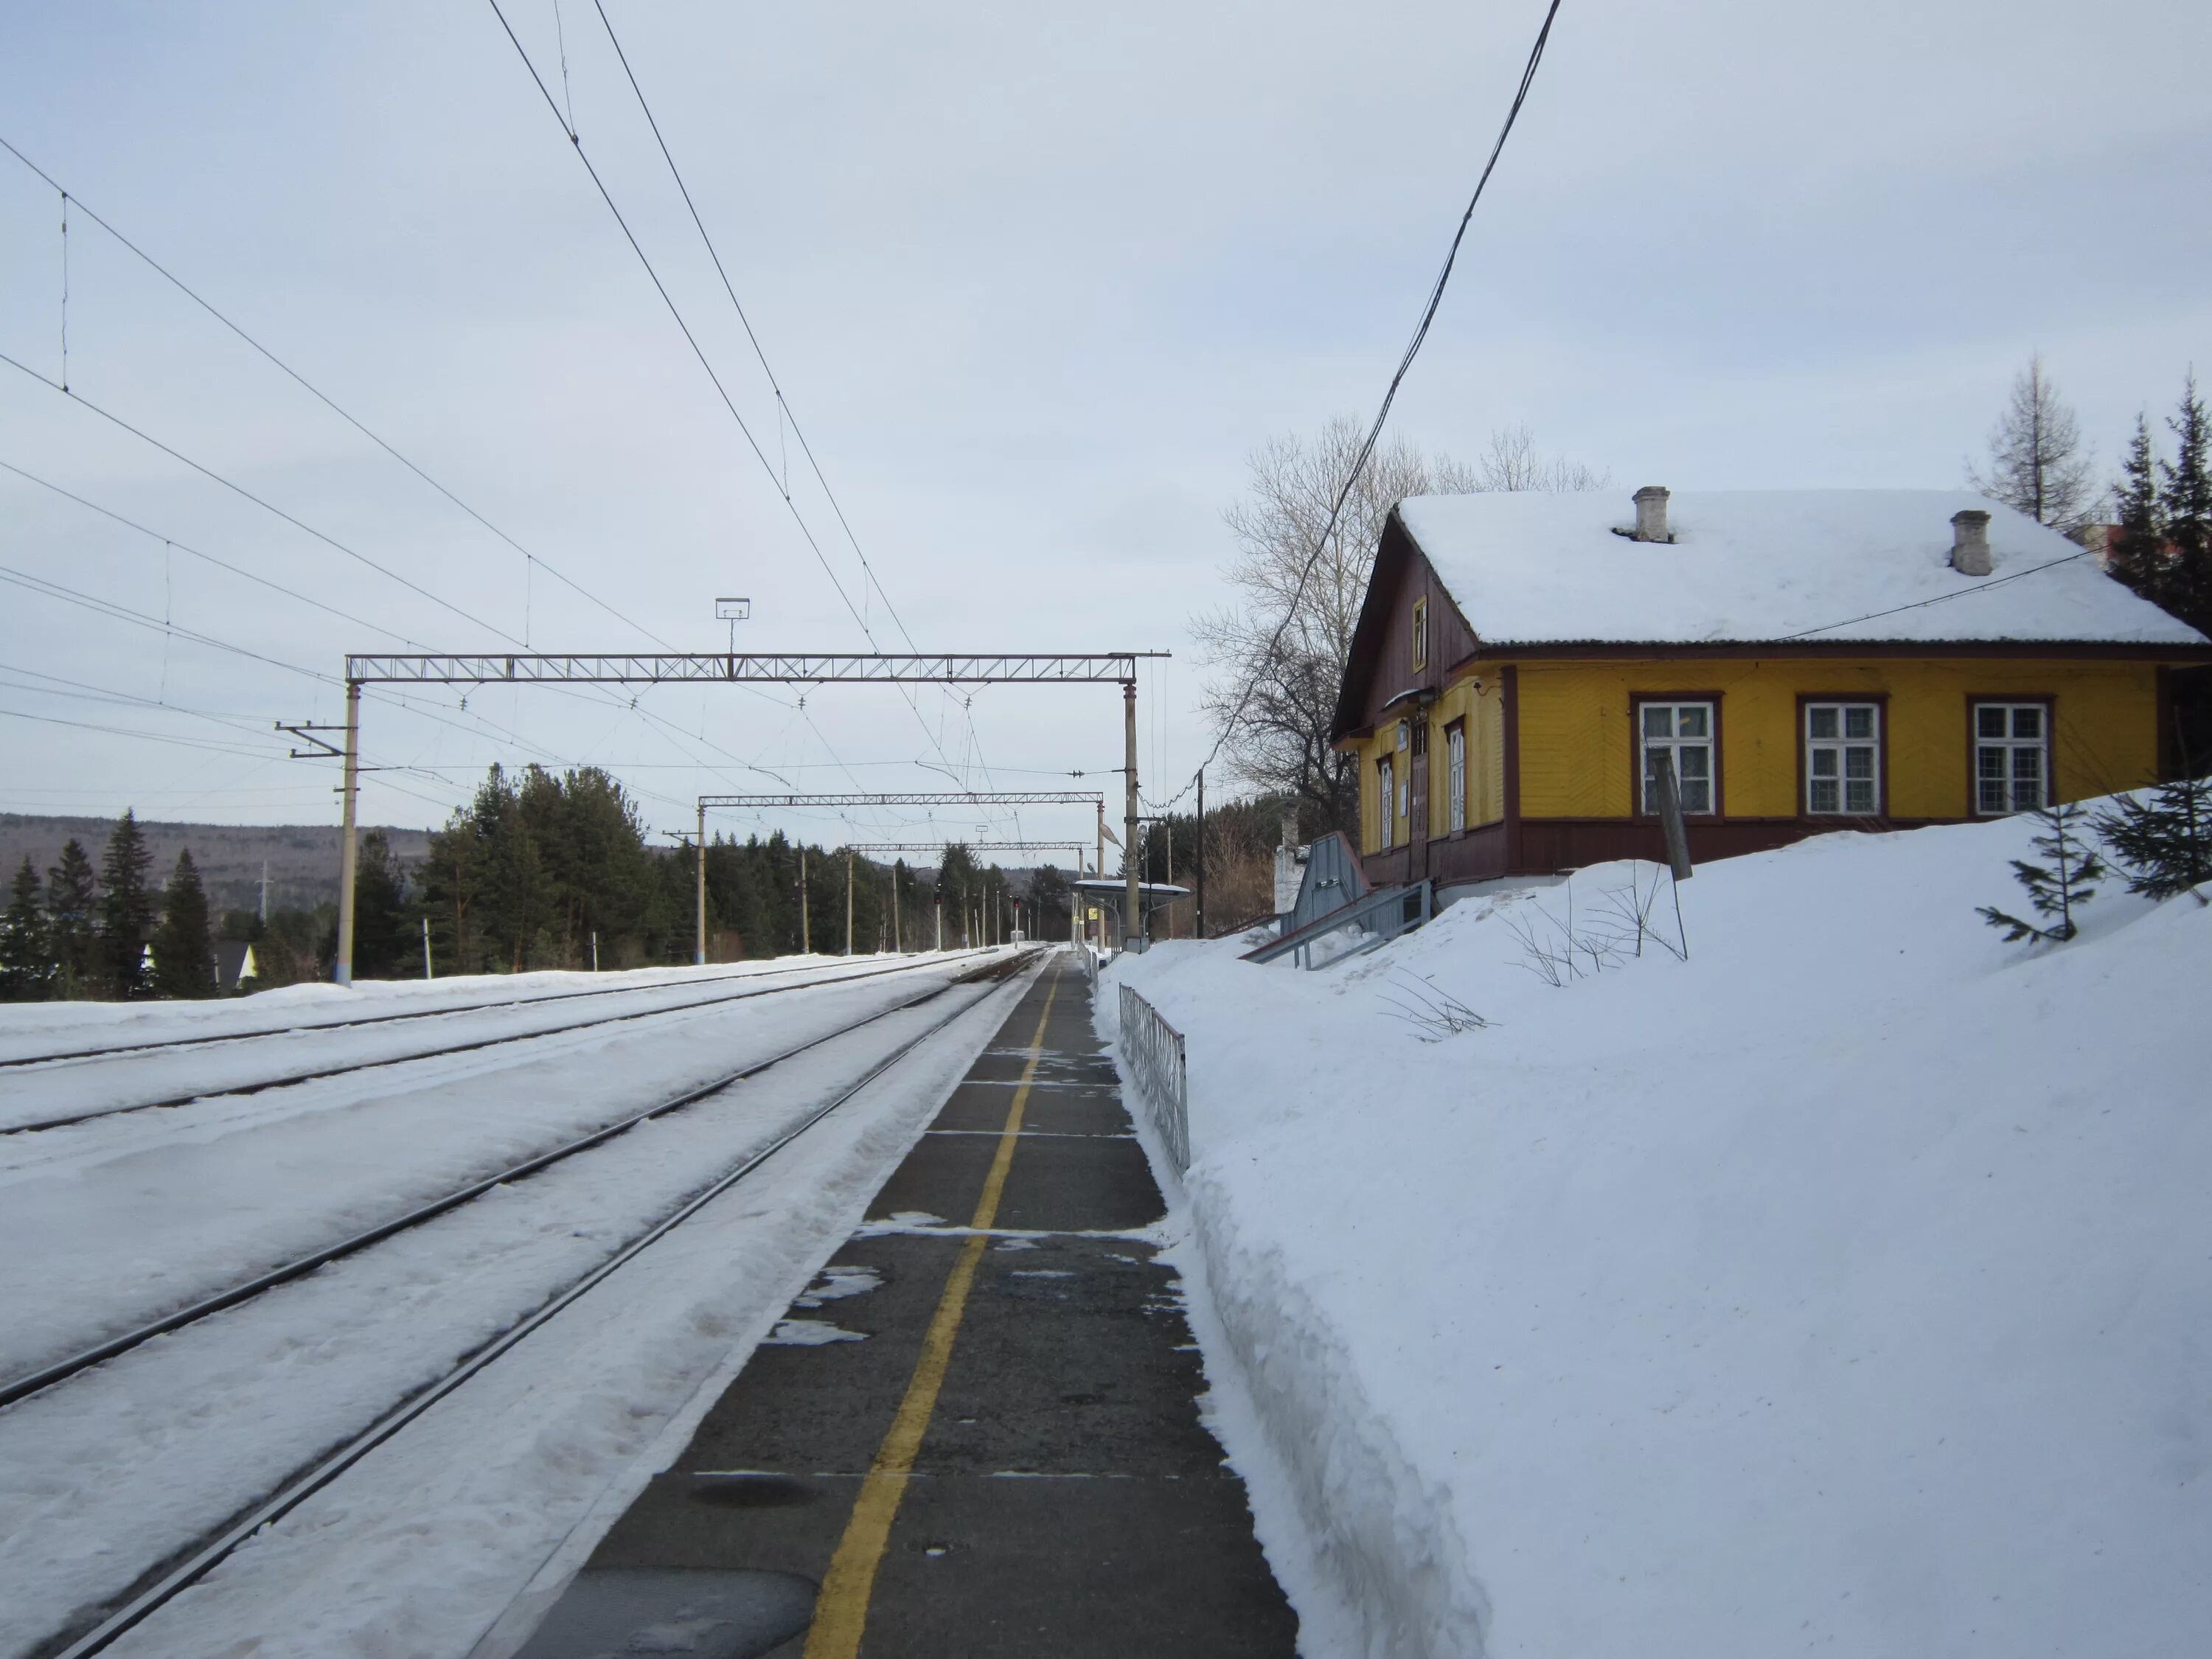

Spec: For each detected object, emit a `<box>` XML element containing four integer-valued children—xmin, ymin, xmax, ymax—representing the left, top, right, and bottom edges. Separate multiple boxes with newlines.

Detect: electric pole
<box><xmin>335</xmin><ymin>680</ymin><xmax>361</xmax><ymax>987</ymax></box>
<box><xmin>1194</xmin><ymin>768</ymin><xmax>1206</xmax><ymax>939</ymax></box>
<box><xmin>1123</xmin><ymin>677</ymin><xmax>1140</xmax><ymax>953</ymax></box>
<box><xmin>695</xmin><ymin>802</ymin><xmax>707</xmax><ymax>966</ymax></box>
<box><xmin>799</xmin><ymin>844</ymin><xmax>810</xmax><ymax>955</ymax></box>
<box><xmin>845</xmin><ymin>848</ymin><xmax>855</xmax><ymax>956</ymax></box>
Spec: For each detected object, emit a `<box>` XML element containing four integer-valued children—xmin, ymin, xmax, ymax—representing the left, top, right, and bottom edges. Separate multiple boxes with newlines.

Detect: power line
<box><xmin>585</xmin><ymin>0</ymin><xmax>919</xmax><ymax>655</ymax></box>
<box><xmin>1202</xmin><ymin>0</ymin><xmax>1563</xmax><ymax>773</ymax></box>
<box><xmin>484</xmin><ymin>0</ymin><xmax>985</xmax><ymax>789</ymax></box>
<box><xmin>0</xmin><ymin>349</ymin><xmax>529</xmax><ymax>645</ymax></box>
<box><xmin>1774</xmin><ymin>548</ymin><xmax>2099</xmax><ymax>641</ymax></box>
<box><xmin>0</xmin><ymin>133</ymin><xmax>672</xmax><ymax>650</ymax></box>
<box><xmin>0</xmin><ymin>456</ymin><xmax>432</xmax><ymax>649</ymax></box>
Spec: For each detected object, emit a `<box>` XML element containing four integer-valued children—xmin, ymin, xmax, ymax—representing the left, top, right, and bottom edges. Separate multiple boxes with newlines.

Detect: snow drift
<box><xmin>1103</xmin><ymin>810</ymin><xmax>2210</xmax><ymax>1658</ymax></box>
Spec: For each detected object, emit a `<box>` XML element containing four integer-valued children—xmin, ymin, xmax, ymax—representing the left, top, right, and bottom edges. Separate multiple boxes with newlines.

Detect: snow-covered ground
<box><xmin>0</xmin><ymin>953</ymin><xmax>976</xmax><ymax>1130</ymax></box>
<box><xmin>0</xmin><ymin>948</ymin><xmax>1036</xmax><ymax>1659</ymax></box>
<box><xmin>1103</xmin><ymin>814</ymin><xmax>2209</xmax><ymax>1659</ymax></box>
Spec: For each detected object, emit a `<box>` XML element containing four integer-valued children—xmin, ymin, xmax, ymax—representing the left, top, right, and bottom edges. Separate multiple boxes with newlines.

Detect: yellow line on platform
<box><xmin>803</xmin><ymin>964</ymin><xmax>1061</xmax><ymax>1659</ymax></box>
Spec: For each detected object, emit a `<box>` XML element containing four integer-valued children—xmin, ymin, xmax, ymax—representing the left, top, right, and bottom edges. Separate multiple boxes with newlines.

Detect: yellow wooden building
<box><xmin>1330</xmin><ymin>488</ymin><xmax>2211</xmax><ymax>887</ymax></box>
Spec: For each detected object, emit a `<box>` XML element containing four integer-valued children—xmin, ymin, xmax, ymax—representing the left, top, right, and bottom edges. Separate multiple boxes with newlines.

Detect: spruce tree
<box><xmin>2093</xmin><ymin>777</ymin><xmax>2212</xmax><ymax>902</ymax></box>
<box><xmin>151</xmin><ymin>849</ymin><xmax>217</xmax><ymax>998</ymax></box>
<box><xmin>47</xmin><ymin>838</ymin><xmax>100</xmax><ymax>998</ymax></box>
<box><xmin>98</xmin><ymin>810</ymin><xmax>157</xmax><ymax>998</ymax></box>
<box><xmin>1978</xmin><ymin>802</ymin><xmax>2107</xmax><ymax>944</ymax></box>
<box><xmin>1</xmin><ymin>857</ymin><xmax>51</xmax><ymax>1001</ymax></box>
<box><xmin>352</xmin><ymin>830</ymin><xmax>413</xmax><ymax>979</ymax></box>
<box><xmin>2152</xmin><ymin>371</ymin><xmax>2212</xmax><ymax>636</ymax></box>
<box><xmin>2106</xmin><ymin>414</ymin><xmax>2166</xmax><ymax>591</ymax></box>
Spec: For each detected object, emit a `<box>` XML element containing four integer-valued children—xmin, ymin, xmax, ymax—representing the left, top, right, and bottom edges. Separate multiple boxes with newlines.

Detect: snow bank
<box><xmin>1104</xmin><ymin>815</ymin><xmax>2211</xmax><ymax>1658</ymax></box>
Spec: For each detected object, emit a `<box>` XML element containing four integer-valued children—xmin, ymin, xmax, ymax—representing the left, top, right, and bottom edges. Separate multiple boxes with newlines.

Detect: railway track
<box><xmin>0</xmin><ymin>955</ymin><xmax>878</xmax><ymax>1070</ymax></box>
<box><xmin>2</xmin><ymin>949</ymin><xmax>993</xmax><ymax>1136</ymax></box>
<box><xmin>16</xmin><ymin>947</ymin><xmax>1040</xmax><ymax>1659</ymax></box>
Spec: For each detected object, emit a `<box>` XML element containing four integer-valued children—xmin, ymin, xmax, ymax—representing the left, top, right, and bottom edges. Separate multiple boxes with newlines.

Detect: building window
<box><xmin>1446</xmin><ymin>720</ymin><xmax>1467</xmax><ymax>832</ymax></box>
<box><xmin>1396</xmin><ymin>720</ymin><xmax>1409</xmax><ymax>753</ymax></box>
<box><xmin>1639</xmin><ymin>701</ymin><xmax>1715</xmax><ymax>815</ymax></box>
<box><xmin>1412</xmin><ymin>599</ymin><xmax>1429</xmax><ymax>671</ymax></box>
<box><xmin>1805</xmin><ymin>702</ymin><xmax>1880</xmax><ymax>815</ymax></box>
<box><xmin>1377</xmin><ymin>756</ymin><xmax>1395</xmax><ymax>849</ymax></box>
<box><xmin>1974</xmin><ymin>702</ymin><xmax>2049</xmax><ymax>814</ymax></box>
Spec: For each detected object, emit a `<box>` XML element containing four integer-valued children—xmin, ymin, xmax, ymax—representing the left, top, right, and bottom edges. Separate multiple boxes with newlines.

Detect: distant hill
<box><xmin>0</xmin><ymin>815</ymin><xmax>431</xmax><ymax>914</ymax></box>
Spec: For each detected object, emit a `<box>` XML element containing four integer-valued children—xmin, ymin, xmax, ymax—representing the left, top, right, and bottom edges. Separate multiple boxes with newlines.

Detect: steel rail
<box><xmin>0</xmin><ymin>952</ymin><xmax>1013</xmax><ymax>1412</ymax></box>
<box><xmin>35</xmin><ymin>948</ymin><xmax>1039</xmax><ymax>1659</ymax></box>
<box><xmin>4</xmin><ymin>950</ymin><xmax>990</xmax><ymax>1135</ymax></box>
<box><xmin>0</xmin><ymin>955</ymin><xmax>922</xmax><ymax>1071</ymax></box>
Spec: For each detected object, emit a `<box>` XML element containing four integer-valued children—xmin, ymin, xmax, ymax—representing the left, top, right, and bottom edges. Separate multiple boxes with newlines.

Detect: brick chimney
<box><xmin>1632</xmin><ymin>486</ymin><xmax>1670</xmax><ymax>542</ymax></box>
<box><xmin>1950</xmin><ymin>509</ymin><xmax>1993</xmax><ymax>576</ymax></box>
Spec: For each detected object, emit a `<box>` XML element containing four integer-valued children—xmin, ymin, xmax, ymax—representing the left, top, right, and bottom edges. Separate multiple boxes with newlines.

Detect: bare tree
<box><xmin>1966</xmin><ymin>352</ymin><xmax>2098</xmax><ymax>535</ymax></box>
<box><xmin>1193</xmin><ymin>416</ymin><xmax>1604</xmax><ymax>832</ymax></box>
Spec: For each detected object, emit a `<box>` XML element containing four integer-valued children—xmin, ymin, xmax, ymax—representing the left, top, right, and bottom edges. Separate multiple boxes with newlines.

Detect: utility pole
<box><xmin>893</xmin><ymin>864</ymin><xmax>902</xmax><ymax>953</ymax></box>
<box><xmin>591</xmin><ymin>930</ymin><xmax>599</xmax><ymax>972</ymax></box>
<box><xmin>695</xmin><ymin>802</ymin><xmax>706</xmax><ymax>967</ymax></box>
<box><xmin>1123</xmin><ymin>677</ymin><xmax>1140</xmax><ymax>954</ymax></box>
<box><xmin>259</xmin><ymin>860</ymin><xmax>268</xmax><ymax>925</ymax></box>
<box><xmin>933</xmin><ymin>897</ymin><xmax>942</xmax><ymax>952</ymax></box>
<box><xmin>799</xmin><ymin>845</ymin><xmax>810</xmax><ymax>955</ymax></box>
<box><xmin>845</xmin><ymin>849</ymin><xmax>855</xmax><ymax>956</ymax></box>
<box><xmin>422</xmin><ymin>916</ymin><xmax>434</xmax><ymax>980</ymax></box>
<box><xmin>1164</xmin><ymin>821</ymin><xmax>1175</xmax><ymax>939</ymax></box>
<box><xmin>1194</xmin><ymin>768</ymin><xmax>1206</xmax><ymax>939</ymax></box>
<box><xmin>335</xmin><ymin>679</ymin><xmax>361</xmax><ymax>987</ymax></box>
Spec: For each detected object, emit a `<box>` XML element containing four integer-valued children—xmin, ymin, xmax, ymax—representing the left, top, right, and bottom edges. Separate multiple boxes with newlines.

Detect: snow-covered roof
<box><xmin>1396</xmin><ymin>489</ymin><xmax>2208</xmax><ymax>648</ymax></box>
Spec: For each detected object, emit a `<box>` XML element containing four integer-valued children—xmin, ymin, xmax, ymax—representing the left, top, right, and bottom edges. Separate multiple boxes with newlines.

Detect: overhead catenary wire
<box><xmin>0</xmin><ymin>134</ymin><xmax>671</xmax><ymax>651</ymax></box>
<box><xmin>486</xmin><ymin>0</ymin><xmax>992</xmax><ymax>790</ymax></box>
<box><xmin>1200</xmin><ymin>0</ymin><xmax>1564</xmax><ymax>774</ymax></box>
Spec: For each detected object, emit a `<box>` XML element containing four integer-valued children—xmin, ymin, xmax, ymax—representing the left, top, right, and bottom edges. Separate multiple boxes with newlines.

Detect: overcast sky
<box><xmin>2</xmin><ymin>0</ymin><xmax>2207</xmax><ymax>857</ymax></box>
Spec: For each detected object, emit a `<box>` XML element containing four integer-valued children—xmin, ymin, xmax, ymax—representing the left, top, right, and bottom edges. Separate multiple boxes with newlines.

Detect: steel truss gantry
<box><xmin>344</xmin><ymin>653</ymin><xmax>1160</xmax><ymax>686</ymax></box>
<box><xmin>329</xmin><ymin>651</ymin><xmax>1161</xmax><ymax>983</ymax></box>
<box><xmin>695</xmin><ymin>790</ymin><xmax>1103</xmax><ymax>810</ymax></box>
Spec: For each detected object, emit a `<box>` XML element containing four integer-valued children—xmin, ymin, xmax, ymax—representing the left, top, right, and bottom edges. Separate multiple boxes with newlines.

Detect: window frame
<box><xmin>1411</xmin><ymin>597</ymin><xmax>1430</xmax><ymax>672</ymax></box>
<box><xmin>1798</xmin><ymin>695</ymin><xmax>1887</xmax><ymax>818</ymax></box>
<box><xmin>1969</xmin><ymin>696</ymin><xmax>2055</xmax><ymax>816</ymax></box>
<box><xmin>1377</xmin><ymin>754</ymin><xmax>1396</xmax><ymax>850</ymax></box>
<box><xmin>1445</xmin><ymin>717</ymin><xmax>1467</xmax><ymax>833</ymax></box>
<box><xmin>1630</xmin><ymin>694</ymin><xmax>1722</xmax><ymax>818</ymax></box>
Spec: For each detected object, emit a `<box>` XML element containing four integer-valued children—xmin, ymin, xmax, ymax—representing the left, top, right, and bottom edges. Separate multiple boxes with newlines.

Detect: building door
<box><xmin>1408</xmin><ymin>718</ymin><xmax>1429</xmax><ymax>876</ymax></box>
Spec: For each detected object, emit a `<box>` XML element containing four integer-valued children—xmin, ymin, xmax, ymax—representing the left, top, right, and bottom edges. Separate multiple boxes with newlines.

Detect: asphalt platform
<box><xmin>509</xmin><ymin>949</ymin><xmax>1298</xmax><ymax>1659</ymax></box>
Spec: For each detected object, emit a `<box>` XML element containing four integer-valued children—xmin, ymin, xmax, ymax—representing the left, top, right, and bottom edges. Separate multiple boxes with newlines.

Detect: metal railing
<box><xmin>1117</xmin><ymin>983</ymin><xmax>1189</xmax><ymax>1175</ymax></box>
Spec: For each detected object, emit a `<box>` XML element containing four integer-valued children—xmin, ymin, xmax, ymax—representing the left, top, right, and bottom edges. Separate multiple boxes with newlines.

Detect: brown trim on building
<box><xmin>1628</xmin><ymin>691</ymin><xmax>1726</xmax><ymax>818</ymax></box>
<box><xmin>1472</xmin><ymin>639</ymin><xmax>2211</xmax><ymax>664</ymax></box>
<box><xmin>1965</xmin><ymin>692</ymin><xmax>2056</xmax><ymax>816</ymax></box>
<box><xmin>1794</xmin><ymin>691</ymin><xmax>1891</xmax><ymax>821</ymax></box>
<box><xmin>1501</xmin><ymin>664</ymin><xmax>1522</xmax><ymax>875</ymax></box>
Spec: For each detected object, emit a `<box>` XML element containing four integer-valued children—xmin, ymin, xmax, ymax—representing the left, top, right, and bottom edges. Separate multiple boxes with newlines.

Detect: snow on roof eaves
<box><xmin>1397</xmin><ymin>490</ymin><xmax>2209</xmax><ymax>649</ymax></box>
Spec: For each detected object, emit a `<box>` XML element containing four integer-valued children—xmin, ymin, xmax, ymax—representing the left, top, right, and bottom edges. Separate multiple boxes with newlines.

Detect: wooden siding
<box><xmin>1511</xmin><ymin>655</ymin><xmax>2163</xmax><ymax>821</ymax></box>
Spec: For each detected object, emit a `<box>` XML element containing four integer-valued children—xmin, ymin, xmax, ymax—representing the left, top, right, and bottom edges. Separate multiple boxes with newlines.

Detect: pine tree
<box><xmin>2093</xmin><ymin>777</ymin><xmax>2212</xmax><ymax>902</ymax></box>
<box><xmin>47</xmin><ymin>838</ymin><xmax>100</xmax><ymax>998</ymax></box>
<box><xmin>1978</xmin><ymin>803</ymin><xmax>2107</xmax><ymax>944</ymax></box>
<box><xmin>151</xmin><ymin>849</ymin><xmax>216</xmax><ymax>998</ymax></box>
<box><xmin>1967</xmin><ymin>352</ymin><xmax>2097</xmax><ymax>534</ymax></box>
<box><xmin>98</xmin><ymin>810</ymin><xmax>157</xmax><ymax>998</ymax></box>
<box><xmin>1</xmin><ymin>858</ymin><xmax>51</xmax><ymax>1001</ymax></box>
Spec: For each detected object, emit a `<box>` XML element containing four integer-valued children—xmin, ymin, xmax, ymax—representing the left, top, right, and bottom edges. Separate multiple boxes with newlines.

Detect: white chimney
<box><xmin>1632</xmin><ymin>486</ymin><xmax>1670</xmax><ymax>542</ymax></box>
<box><xmin>1950</xmin><ymin>509</ymin><xmax>1993</xmax><ymax>577</ymax></box>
